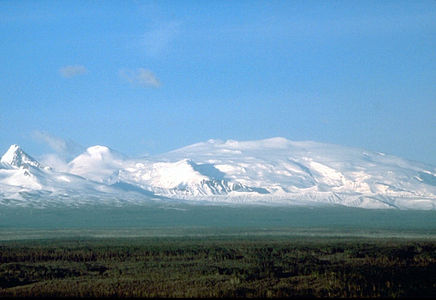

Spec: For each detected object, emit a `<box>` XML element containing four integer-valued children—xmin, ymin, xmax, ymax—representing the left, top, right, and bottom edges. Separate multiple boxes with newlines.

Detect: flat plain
<box><xmin>1</xmin><ymin>205</ymin><xmax>435</xmax><ymax>297</ymax></box>
<box><xmin>1</xmin><ymin>235</ymin><xmax>435</xmax><ymax>297</ymax></box>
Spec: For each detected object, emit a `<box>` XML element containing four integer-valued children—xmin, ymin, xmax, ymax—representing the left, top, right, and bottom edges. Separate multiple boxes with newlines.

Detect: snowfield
<box><xmin>1</xmin><ymin>137</ymin><xmax>436</xmax><ymax>209</ymax></box>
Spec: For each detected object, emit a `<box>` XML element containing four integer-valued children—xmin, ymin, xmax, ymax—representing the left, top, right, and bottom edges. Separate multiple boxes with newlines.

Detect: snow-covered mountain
<box><xmin>1</xmin><ymin>144</ymin><xmax>42</xmax><ymax>169</ymax></box>
<box><xmin>0</xmin><ymin>145</ymin><xmax>162</xmax><ymax>207</ymax></box>
<box><xmin>1</xmin><ymin>138</ymin><xmax>436</xmax><ymax>209</ymax></box>
<box><xmin>68</xmin><ymin>145</ymin><xmax>126</xmax><ymax>182</ymax></box>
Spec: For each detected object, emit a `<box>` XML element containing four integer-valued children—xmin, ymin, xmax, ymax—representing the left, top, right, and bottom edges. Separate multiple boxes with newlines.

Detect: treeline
<box><xmin>0</xmin><ymin>237</ymin><xmax>435</xmax><ymax>297</ymax></box>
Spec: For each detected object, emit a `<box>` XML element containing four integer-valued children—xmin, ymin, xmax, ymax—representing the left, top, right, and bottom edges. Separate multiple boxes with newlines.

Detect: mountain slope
<box><xmin>113</xmin><ymin>137</ymin><xmax>436</xmax><ymax>209</ymax></box>
<box><xmin>1</xmin><ymin>144</ymin><xmax>42</xmax><ymax>169</ymax></box>
<box><xmin>0</xmin><ymin>146</ymin><xmax>160</xmax><ymax>207</ymax></box>
<box><xmin>1</xmin><ymin>138</ymin><xmax>436</xmax><ymax>209</ymax></box>
<box><xmin>114</xmin><ymin>158</ymin><xmax>268</xmax><ymax>197</ymax></box>
<box><xmin>68</xmin><ymin>145</ymin><xmax>126</xmax><ymax>183</ymax></box>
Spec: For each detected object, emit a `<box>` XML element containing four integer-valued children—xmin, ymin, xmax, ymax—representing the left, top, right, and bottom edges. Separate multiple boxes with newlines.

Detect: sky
<box><xmin>1</xmin><ymin>0</ymin><xmax>436</xmax><ymax>165</ymax></box>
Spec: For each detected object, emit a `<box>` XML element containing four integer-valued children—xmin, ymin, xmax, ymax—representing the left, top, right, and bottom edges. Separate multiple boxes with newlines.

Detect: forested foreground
<box><xmin>0</xmin><ymin>237</ymin><xmax>435</xmax><ymax>298</ymax></box>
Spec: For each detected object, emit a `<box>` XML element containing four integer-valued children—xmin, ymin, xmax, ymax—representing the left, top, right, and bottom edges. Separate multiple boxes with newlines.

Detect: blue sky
<box><xmin>1</xmin><ymin>0</ymin><xmax>435</xmax><ymax>164</ymax></box>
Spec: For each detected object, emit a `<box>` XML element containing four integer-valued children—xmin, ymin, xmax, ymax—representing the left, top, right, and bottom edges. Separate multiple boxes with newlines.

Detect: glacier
<box><xmin>1</xmin><ymin>137</ymin><xmax>436</xmax><ymax>210</ymax></box>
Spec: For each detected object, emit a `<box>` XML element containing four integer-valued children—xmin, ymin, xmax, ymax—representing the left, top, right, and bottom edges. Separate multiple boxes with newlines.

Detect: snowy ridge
<box><xmin>114</xmin><ymin>159</ymin><xmax>268</xmax><ymax>197</ymax></box>
<box><xmin>68</xmin><ymin>145</ymin><xmax>126</xmax><ymax>182</ymax></box>
<box><xmin>1</xmin><ymin>137</ymin><xmax>436</xmax><ymax>209</ymax></box>
<box><xmin>1</xmin><ymin>145</ymin><xmax>42</xmax><ymax>169</ymax></box>
<box><xmin>0</xmin><ymin>145</ymin><xmax>162</xmax><ymax>207</ymax></box>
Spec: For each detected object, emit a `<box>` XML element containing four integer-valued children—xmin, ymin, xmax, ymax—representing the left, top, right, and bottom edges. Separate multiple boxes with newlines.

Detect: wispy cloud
<box><xmin>119</xmin><ymin>68</ymin><xmax>161</xmax><ymax>88</ymax></box>
<box><xmin>59</xmin><ymin>65</ymin><xmax>87</xmax><ymax>78</ymax></box>
<box><xmin>142</xmin><ymin>21</ymin><xmax>180</xmax><ymax>57</ymax></box>
<box><xmin>32</xmin><ymin>131</ymin><xmax>84</xmax><ymax>170</ymax></box>
<box><xmin>39</xmin><ymin>154</ymin><xmax>70</xmax><ymax>172</ymax></box>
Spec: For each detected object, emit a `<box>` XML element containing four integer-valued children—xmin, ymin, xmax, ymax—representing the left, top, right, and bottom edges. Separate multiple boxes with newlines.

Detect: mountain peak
<box><xmin>1</xmin><ymin>138</ymin><xmax>436</xmax><ymax>210</ymax></box>
<box><xmin>1</xmin><ymin>144</ymin><xmax>41</xmax><ymax>168</ymax></box>
<box><xmin>67</xmin><ymin>145</ymin><xmax>126</xmax><ymax>182</ymax></box>
<box><xmin>87</xmin><ymin>145</ymin><xmax>110</xmax><ymax>152</ymax></box>
<box><xmin>86</xmin><ymin>145</ymin><xmax>112</xmax><ymax>156</ymax></box>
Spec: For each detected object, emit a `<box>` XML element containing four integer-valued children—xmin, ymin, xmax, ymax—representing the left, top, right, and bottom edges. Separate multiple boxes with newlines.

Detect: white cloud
<box><xmin>59</xmin><ymin>65</ymin><xmax>87</xmax><ymax>78</ymax></box>
<box><xmin>32</xmin><ymin>131</ymin><xmax>84</xmax><ymax>170</ymax></box>
<box><xmin>119</xmin><ymin>68</ymin><xmax>161</xmax><ymax>88</ymax></box>
<box><xmin>142</xmin><ymin>21</ymin><xmax>180</xmax><ymax>57</ymax></box>
<box><xmin>33</xmin><ymin>131</ymin><xmax>68</xmax><ymax>153</ymax></box>
<box><xmin>39</xmin><ymin>153</ymin><xmax>70</xmax><ymax>172</ymax></box>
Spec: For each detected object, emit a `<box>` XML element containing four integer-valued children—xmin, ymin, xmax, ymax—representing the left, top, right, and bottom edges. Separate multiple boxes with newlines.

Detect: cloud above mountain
<box><xmin>31</xmin><ymin>131</ymin><xmax>84</xmax><ymax>171</ymax></box>
<box><xmin>119</xmin><ymin>68</ymin><xmax>161</xmax><ymax>88</ymax></box>
<box><xmin>59</xmin><ymin>65</ymin><xmax>87</xmax><ymax>78</ymax></box>
<box><xmin>142</xmin><ymin>21</ymin><xmax>181</xmax><ymax>57</ymax></box>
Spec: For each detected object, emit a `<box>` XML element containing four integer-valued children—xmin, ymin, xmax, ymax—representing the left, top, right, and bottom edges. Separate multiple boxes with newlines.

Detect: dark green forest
<box><xmin>1</xmin><ymin>236</ymin><xmax>435</xmax><ymax>298</ymax></box>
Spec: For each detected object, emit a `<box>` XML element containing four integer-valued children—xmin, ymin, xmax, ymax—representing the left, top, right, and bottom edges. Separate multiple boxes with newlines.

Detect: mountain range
<box><xmin>1</xmin><ymin>137</ymin><xmax>436</xmax><ymax>209</ymax></box>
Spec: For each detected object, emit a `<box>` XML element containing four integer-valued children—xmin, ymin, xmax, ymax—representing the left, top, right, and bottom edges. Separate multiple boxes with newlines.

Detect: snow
<box><xmin>1</xmin><ymin>137</ymin><xmax>436</xmax><ymax>209</ymax></box>
<box><xmin>1</xmin><ymin>144</ymin><xmax>41</xmax><ymax>168</ymax></box>
<box><xmin>118</xmin><ymin>159</ymin><xmax>209</xmax><ymax>190</ymax></box>
<box><xmin>68</xmin><ymin>145</ymin><xmax>126</xmax><ymax>182</ymax></box>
